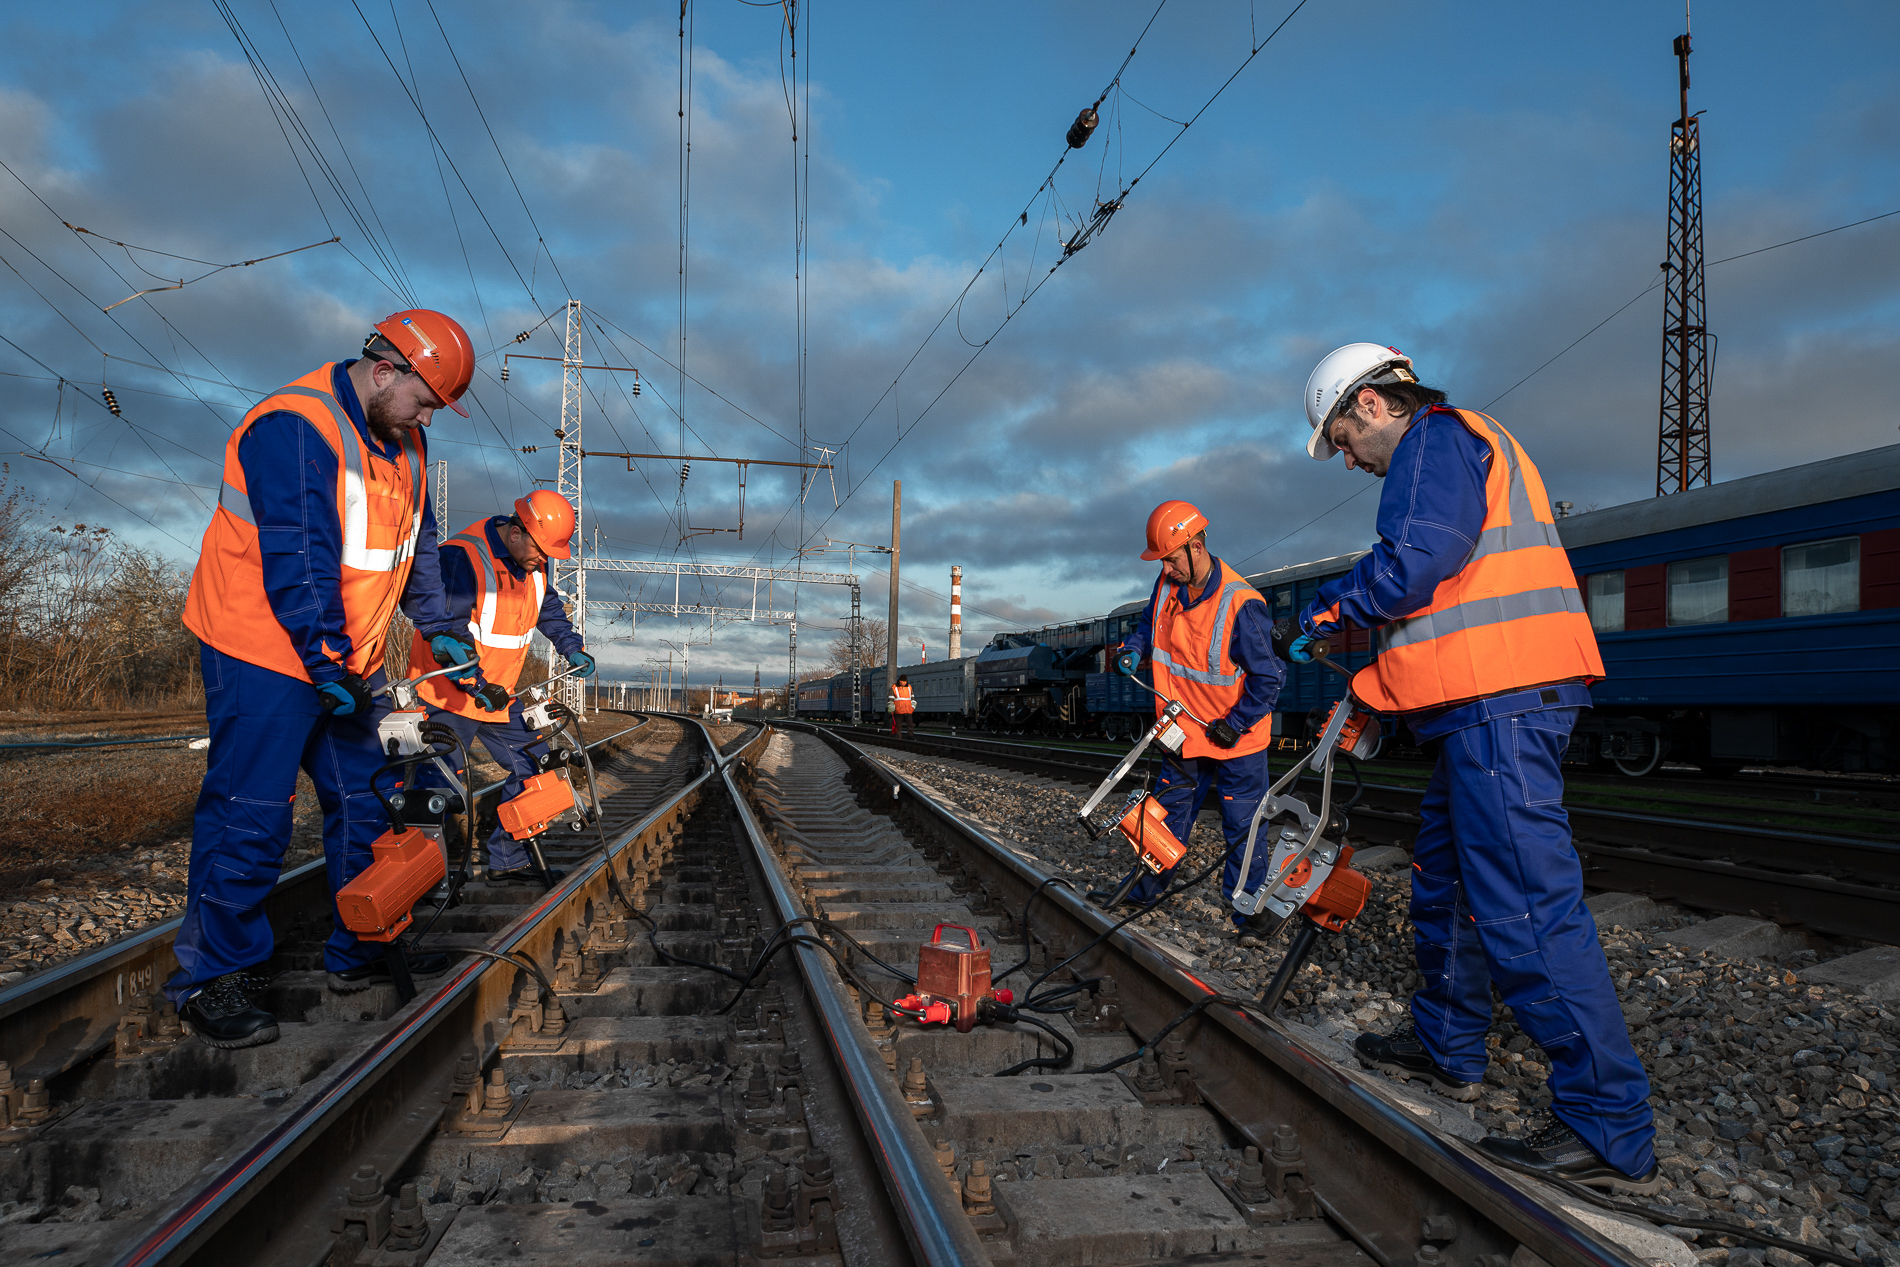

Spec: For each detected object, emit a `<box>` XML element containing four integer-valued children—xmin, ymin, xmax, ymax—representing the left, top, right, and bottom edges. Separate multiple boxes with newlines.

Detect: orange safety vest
<box><xmin>890</xmin><ymin>683</ymin><xmax>915</xmax><ymax>714</ymax></box>
<box><xmin>184</xmin><ymin>364</ymin><xmax>425</xmax><ymax>682</ymax></box>
<box><xmin>410</xmin><ymin>520</ymin><xmax>545</xmax><ymax>719</ymax></box>
<box><xmin>1349</xmin><ymin>407</ymin><xmax>1604</xmax><ymax>715</ymax></box>
<box><xmin>1149</xmin><ymin>557</ymin><xmax>1273</xmax><ymax>760</ymax></box>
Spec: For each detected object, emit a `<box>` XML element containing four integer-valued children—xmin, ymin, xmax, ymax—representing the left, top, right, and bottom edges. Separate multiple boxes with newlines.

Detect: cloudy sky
<box><xmin>2</xmin><ymin>0</ymin><xmax>1895</xmax><ymax>687</ymax></box>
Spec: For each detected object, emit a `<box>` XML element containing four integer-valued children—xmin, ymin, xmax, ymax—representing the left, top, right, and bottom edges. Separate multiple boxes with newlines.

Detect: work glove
<box><xmin>1205</xmin><ymin>717</ymin><xmax>1243</xmax><ymax>749</ymax></box>
<box><xmin>315</xmin><ymin>674</ymin><xmax>373</xmax><ymax>718</ymax></box>
<box><xmin>1270</xmin><ymin>619</ymin><xmax>1315</xmax><ymax>664</ymax></box>
<box><xmin>566</xmin><ymin>649</ymin><xmax>596</xmax><ymax>679</ymax></box>
<box><xmin>1113</xmin><ymin>648</ymin><xmax>1140</xmax><ymax>677</ymax></box>
<box><xmin>430</xmin><ymin>634</ymin><xmax>478</xmax><ymax>672</ymax></box>
<box><xmin>471</xmin><ymin>682</ymin><xmax>512</xmax><ymax>713</ymax></box>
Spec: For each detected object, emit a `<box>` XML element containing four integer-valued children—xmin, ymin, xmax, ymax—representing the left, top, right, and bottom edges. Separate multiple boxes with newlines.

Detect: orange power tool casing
<box><xmin>497</xmin><ymin>770</ymin><xmax>575</xmax><ymax>840</ymax></box>
<box><xmin>1117</xmin><ymin>795</ymin><xmax>1189</xmax><ymax>875</ymax></box>
<box><xmin>336</xmin><ymin>827</ymin><xmax>447</xmax><ymax>942</ymax></box>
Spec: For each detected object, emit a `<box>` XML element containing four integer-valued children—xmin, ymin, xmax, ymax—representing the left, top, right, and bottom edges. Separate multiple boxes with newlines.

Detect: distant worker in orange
<box><xmin>1108</xmin><ymin>502</ymin><xmax>1284</xmax><ymax>922</ymax></box>
<box><xmin>889</xmin><ymin>673</ymin><xmax>916</xmax><ymax>738</ymax></box>
<box><xmin>169</xmin><ymin>309</ymin><xmax>488</xmax><ymax>1048</ymax></box>
<box><xmin>411</xmin><ymin>490</ymin><xmax>595</xmax><ymax>882</ymax></box>
<box><xmin>1287</xmin><ymin>343</ymin><xmax>1655</xmax><ymax>1193</ymax></box>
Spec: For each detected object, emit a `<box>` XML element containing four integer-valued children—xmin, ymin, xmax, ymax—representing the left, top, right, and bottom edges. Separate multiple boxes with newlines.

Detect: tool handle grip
<box><xmin>931</xmin><ymin>923</ymin><xmax>982</xmax><ymax>950</ymax></box>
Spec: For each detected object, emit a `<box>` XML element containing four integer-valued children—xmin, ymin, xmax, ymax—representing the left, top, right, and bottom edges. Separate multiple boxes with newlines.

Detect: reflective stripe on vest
<box><xmin>1351</xmin><ymin>407</ymin><xmax>1603</xmax><ymax>715</ymax></box>
<box><xmin>411</xmin><ymin>520</ymin><xmax>546</xmax><ymax>718</ymax></box>
<box><xmin>1148</xmin><ymin>557</ymin><xmax>1273</xmax><ymax>760</ymax></box>
<box><xmin>183</xmin><ymin>364</ymin><xmax>425</xmax><ymax>682</ymax></box>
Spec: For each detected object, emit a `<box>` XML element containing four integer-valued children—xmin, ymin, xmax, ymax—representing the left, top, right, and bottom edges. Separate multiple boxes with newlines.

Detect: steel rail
<box><xmin>111</xmin><ymin>715</ymin><xmax>752</xmax><ymax>1266</ymax></box>
<box><xmin>786</xmin><ymin>720</ymin><xmax>1653</xmax><ymax>1267</ymax></box>
<box><xmin>703</xmin><ymin>717</ymin><xmax>994</xmax><ymax>1267</ymax></box>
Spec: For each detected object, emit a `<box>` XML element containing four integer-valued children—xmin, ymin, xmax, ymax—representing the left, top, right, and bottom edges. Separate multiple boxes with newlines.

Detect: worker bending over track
<box><xmin>1287</xmin><ymin>344</ymin><xmax>1657</xmax><ymax>1193</ymax></box>
<box><xmin>411</xmin><ymin>490</ymin><xmax>595</xmax><ymax>882</ymax></box>
<box><xmin>168</xmin><ymin>309</ymin><xmax>490</xmax><ymax>1050</ymax></box>
<box><xmin>1111</xmin><ymin>502</ymin><xmax>1284</xmax><ymax>925</ymax></box>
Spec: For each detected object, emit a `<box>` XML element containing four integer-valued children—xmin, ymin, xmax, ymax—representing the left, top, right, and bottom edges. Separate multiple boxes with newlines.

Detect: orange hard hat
<box><xmin>513</xmin><ymin>490</ymin><xmax>575</xmax><ymax>559</ymax></box>
<box><xmin>371</xmin><ymin>309</ymin><xmax>475</xmax><ymax>417</ymax></box>
<box><xmin>1140</xmin><ymin>500</ymin><xmax>1209</xmax><ymax>561</ymax></box>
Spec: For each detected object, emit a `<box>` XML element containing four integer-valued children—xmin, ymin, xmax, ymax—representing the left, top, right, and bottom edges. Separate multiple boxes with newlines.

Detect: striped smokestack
<box><xmin>949</xmin><ymin>565</ymin><xmax>962</xmax><ymax>659</ymax></box>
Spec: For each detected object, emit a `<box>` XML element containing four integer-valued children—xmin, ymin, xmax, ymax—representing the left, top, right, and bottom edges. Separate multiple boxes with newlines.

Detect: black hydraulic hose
<box><xmin>992</xmin><ymin>1010</ymin><xmax>1074</xmax><ymax>1077</ymax></box>
<box><xmin>1546</xmin><ymin>1177</ymin><xmax>1858</xmax><ymax>1267</ymax></box>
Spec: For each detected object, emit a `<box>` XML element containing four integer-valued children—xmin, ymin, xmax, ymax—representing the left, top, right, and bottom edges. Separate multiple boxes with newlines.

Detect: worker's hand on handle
<box><xmin>316</xmin><ymin>674</ymin><xmax>374</xmax><ymax>718</ymax></box>
<box><xmin>1271</xmin><ymin>619</ymin><xmax>1316</xmax><ymax>664</ymax></box>
<box><xmin>1205</xmin><ymin>717</ymin><xmax>1243</xmax><ymax>749</ymax></box>
<box><xmin>473</xmin><ymin>683</ymin><xmax>512</xmax><ymax>713</ymax></box>
<box><xmin>1113</xmin><ymin>647</ymin><xmax>1140</xmax><ymax>677</ymax></box>
<box><xmin>566</xmin><ymin>649</ymin><xmax>596</xmax><ymax>679</ymax></box>
<box><xmin>430</xmin><ymin>634</ymin><xmax>478</xmax><ymax>669</ymax></box>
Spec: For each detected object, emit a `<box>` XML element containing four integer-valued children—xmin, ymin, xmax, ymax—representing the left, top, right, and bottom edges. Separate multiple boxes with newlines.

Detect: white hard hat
<box><xmin>1303</xmin><ymin>343</ymin><xmax>1417</xmax><ymax>460</ymax></box>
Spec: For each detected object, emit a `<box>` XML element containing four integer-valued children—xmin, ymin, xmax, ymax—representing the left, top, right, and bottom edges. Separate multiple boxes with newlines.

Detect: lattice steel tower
<box><xmin>555</xmin><ymin>300</ymin><xmax>587</xmax><ymax>710</ymax></box>
<box><xmin>1656</xmin><ymin>23</ymin><xmax>1711</xmax><ymax>495</ymax></box>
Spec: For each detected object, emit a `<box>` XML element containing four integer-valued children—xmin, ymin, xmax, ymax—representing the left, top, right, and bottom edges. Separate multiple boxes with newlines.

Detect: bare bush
<box><xmin>823</xmin><ymin>616</ymin><xmax>886</xmax><ymax>674</ymax></box>
<box><xmin>0</xmin><ymin>482</ymin><xmax>199</xmax><ymax>709</ymax></box>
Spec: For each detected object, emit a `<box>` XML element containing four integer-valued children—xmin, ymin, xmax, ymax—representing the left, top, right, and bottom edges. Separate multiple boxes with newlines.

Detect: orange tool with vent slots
<box><xmin>497</xmin><ymin>770</ymin><xmax>576</xmax><ymax>840</ymax></box>
<box><xmin>1115</xmin><ymin>793</ymin><xmax>1189</xmax><ymax>875</ymax></box>
<box><xmin>336</xmin><ymin>827</ymin><xmax>446</xmax><ymax>942</ymax></box>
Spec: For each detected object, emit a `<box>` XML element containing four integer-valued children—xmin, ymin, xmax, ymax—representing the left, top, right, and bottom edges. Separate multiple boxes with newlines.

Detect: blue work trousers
<box><xmin>1409</xmin><ymin>707</ymin><xmax>1656</xmax><ymax>1178</ymax></box>
<box><xmin>1127</xmin><ymin>749</ymin><xmax>1269</xmax><ymax>924</ymax></box>
<box><xmin>167</xmin><ymin>644</ymin><xmax>398</xmax><ymax>1000</ymax></box>
<box><xmin>420</xmin><ymin>703</ymin><xmax>549</xmax><ymax>873</ymax></box>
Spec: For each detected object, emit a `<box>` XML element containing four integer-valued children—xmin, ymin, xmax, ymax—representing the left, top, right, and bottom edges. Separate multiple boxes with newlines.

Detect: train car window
<box><xmin>1782</xmin><ymin>536</ymin><xmax>1860</xmax><ymax>616</ymax></box>
<box><xmin>1667</xmin><ymin>555</ymin><xmax>1729</xmax><ymax>626</ymax></box>
<box><xmin>1586</xmin><ymin>572</ymin><xmax>1625</xmax><ymax>633</ymax></box>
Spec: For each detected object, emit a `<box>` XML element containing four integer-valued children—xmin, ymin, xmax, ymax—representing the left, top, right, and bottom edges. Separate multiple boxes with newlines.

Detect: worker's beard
<box><xmin>362</xmin><ymin>384</ymin><xmax>417</xmax><ymax>447</ymax></box>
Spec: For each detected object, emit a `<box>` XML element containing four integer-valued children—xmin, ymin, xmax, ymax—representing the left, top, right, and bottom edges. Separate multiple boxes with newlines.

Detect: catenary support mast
<box><xmin>1656</xmin><ymin>19</ymin><xmax>1711</xmax><ymax>495</ymax></box>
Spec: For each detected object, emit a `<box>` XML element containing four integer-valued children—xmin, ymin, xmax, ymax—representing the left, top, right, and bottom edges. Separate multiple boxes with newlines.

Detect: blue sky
<box><xmin>1</xmin><ymin>1</ymin><xmax>1895</xmax><ymax>687</ymax></box>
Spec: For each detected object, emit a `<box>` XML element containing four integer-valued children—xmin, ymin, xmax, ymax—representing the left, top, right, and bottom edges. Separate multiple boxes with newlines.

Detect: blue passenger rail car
<box><xmin>1242</xmin><ymin>553</ymin><xmax>1372</xmax><ymax>746</ymax></box>
<box><xmin>1560</xmin><ymin>444</ymin><xmax>1900</xmax><ymax>775</ymax></box>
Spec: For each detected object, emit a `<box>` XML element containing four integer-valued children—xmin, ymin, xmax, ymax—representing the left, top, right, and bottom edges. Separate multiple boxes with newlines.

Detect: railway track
<box><xmin>0</xmin><ymin>715</ymin><xmax>1681</xmax><ymax>1266</ymax></box>
<box><xmin>797</xmin><ymin>723</ymin><xmax>1900</xmax><ymax>945</ymax></box>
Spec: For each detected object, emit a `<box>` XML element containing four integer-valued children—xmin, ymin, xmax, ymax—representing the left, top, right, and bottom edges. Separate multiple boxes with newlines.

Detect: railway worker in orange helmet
<box><xmin>409</xmin><ymin>490</ymin><xmax>595</xmax><ymax>883</ymax></box>
<box><xmin>169</xmin><ymin>309</ymin><xmax>491</xmax><ymax>1048</ymax></box>
<box><xmin>1107</xmin><ymin>501</ymin><xmax>1285</xmax><ymax>921</ymax></box>
<box><xmin>1286</xmin><ymin>343</ymin><xmax>1656</xmax><ymax>1194</ymax></box>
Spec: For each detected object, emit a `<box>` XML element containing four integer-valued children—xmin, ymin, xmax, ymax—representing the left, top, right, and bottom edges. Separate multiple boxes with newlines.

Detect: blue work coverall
<box><xmin>1119</xmin><ymin>569</ymin><xmax>1285</xmax><ymax>921</ymax></box>
<box><xmin>1299</xmin><ymin>406</ymin><xmax>1655</xmax><ymax>1179</ymax></box>
<box><xmin>425</xmin><ymin>515</ymin><xmax>585</xmax><ymax>873</ymax></box>
<box><xmin>168</xmin><ymin>361</ymin><xmax>474</xmax><ymax>1000</ymax></box>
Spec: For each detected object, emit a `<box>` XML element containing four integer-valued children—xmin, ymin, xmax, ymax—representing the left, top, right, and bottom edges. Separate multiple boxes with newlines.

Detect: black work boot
<box><xmin>1354</xmin><ymin>1024</ymin><xmax>1481</xmax><ymax>1102</ymax></box>
<box><xmin>180</xmin><ymin>971</ymin><xmax>279</xmax><ymax>1049</ymax></box>
<box><xmin>1477</xmin><ymin>1119</ymin><xmax>1663</xmax><ymax>1195</ymax></box>
<box><xmin>328</xmin><ymin>949</ymin><xmax>454</xmax><ymax>993</ymax></box>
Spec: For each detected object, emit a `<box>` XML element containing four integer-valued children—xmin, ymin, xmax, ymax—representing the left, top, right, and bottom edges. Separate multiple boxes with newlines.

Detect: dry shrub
<box><xmin>0</xmin><ymin>477</ymin><xmax>200</xmax><ymax>710</ymax></box>
<box><xmin>0</xmin><ymin>746</ymin><xmax>204</xmax><ymax>894</ymax></box>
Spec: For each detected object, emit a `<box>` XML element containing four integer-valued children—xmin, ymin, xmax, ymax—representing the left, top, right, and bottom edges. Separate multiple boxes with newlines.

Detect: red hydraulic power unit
<box><xmin>894</xmin><ymin>924</ymin><xmax>1012</xmax><ymax>1033</ymax></box>
<box><xmin>497</xmin><ymin>770</ymin><xmax>575</xmax><ymax>840</ymax></box>
<box><xmin>336</xmin><ymin>827</ymin><xmax>446</xmax><ymax>942</ymax></box>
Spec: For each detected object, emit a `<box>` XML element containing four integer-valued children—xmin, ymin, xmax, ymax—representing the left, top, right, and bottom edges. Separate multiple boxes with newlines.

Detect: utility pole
<box><xmin>886</xmin><ymin>481</ymin><xmax>901</xmax><ymax>683</ymax></box>
<box><xmin>786</xmin><ymin>622</ymin><xmax>797</xmax><ymax>716</ymax></box>
<box><xmin>1656</xmin><ymin>13</ymin><xmax>1711</xmax><ymax>495</ymax></box>
<box><xmin>850</xmin><ymin>581</ymin><xmax>862</xmax><ymax>726</ymax></box>
<box><xmin>555</xmin><ymin>300</ymin><xmax>589</xmax><ymax>708</ymax></box>
<box><xmin>434</xmin><ymin>459</ymin><xmax>449</xmax><ymax>538</ymax></box>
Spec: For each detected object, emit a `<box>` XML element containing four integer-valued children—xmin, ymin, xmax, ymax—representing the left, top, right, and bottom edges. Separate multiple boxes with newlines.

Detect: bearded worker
<box><xmin>1282</xmin><ymin>343</ymin><xmax>1656</xmax><ymax>1194</ymax></box>
<box><xmin>170</xmin><ymin>310</ymin><xmax>490</xmax><ymax>1048</ymax></box>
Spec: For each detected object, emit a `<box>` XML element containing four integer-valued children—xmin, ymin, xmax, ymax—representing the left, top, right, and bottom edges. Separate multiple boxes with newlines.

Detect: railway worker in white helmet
<box><xmin>1109</xmin><ymin>501</ymin><xmax>1286</xmax><ymax>923</ymax></box>
<box><xmin>1281</xmin><ymin>343</ymin><xmax>1657</xmax><ymax>1193</ymax></box>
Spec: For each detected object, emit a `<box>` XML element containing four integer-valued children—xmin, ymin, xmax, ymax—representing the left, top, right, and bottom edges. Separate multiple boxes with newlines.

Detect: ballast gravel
<box><xmin>870</xmin><ymin>745</ymin><xmax>1900</xmax><ymax>1265</ymax></box>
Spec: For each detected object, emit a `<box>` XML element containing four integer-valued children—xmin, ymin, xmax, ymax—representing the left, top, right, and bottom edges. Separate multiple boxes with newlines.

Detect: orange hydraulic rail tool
<box><xmin>333</xmin><ymin>657</ymin><xmax>481</xmax><ymax>1002</ymax></box>
<box><xmin>487</xmin><ymin>661</ymin><xmax>603</xmax><ymax>890</ymax></box>
<box><xmin>1074</xmin><ymin>696</ymin><xmax>1211</xmax><ymax>908</ymax></box>
<box><xmin>1231</xmin><ymin>640</ymin><xmax>1381</xmax><ymax>1010</ymax></box>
